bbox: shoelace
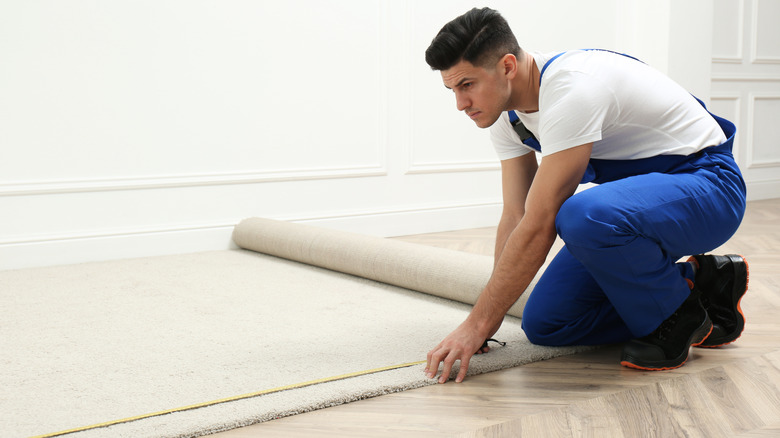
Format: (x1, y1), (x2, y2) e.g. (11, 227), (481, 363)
(653, 311), (680, 342)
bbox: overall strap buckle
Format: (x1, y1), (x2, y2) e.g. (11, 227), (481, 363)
(508, 110), (541, 151)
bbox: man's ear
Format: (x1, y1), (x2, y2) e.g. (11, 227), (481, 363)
(499, 54), (518, 79)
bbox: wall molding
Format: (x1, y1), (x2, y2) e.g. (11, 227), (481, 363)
(747, 161), (780, 169)
(0, 165), (388, 196)
(405, 160), (500, 175)
(0, 221), (235, 247)
(709, 94), (742, 106)
(745, 178), (780, 201)
(750, 59), (780, 65)
(711, 74), (780, 82)
(750, 57), (780, 65)
(712, 58), (744, 65)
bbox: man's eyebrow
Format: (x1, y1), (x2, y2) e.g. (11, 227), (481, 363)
(444, 77), (473, 90)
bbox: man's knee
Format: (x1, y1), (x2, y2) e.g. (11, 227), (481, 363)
(555, 191), (628, 248)
(522, 306), (570, 346)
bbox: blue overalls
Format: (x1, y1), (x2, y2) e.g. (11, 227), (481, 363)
(514, 51), (747, 345)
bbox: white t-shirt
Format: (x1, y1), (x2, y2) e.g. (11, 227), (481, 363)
(490, 50), (727, 161)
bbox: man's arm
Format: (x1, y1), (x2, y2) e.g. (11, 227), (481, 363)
(425, 143), (593, 383)
(469, 153), (537, 355)
(494, 153), (538, 264)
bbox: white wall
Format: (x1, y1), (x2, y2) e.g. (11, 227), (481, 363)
(709, 0), (780, 201)
(1, 0), (774, 270)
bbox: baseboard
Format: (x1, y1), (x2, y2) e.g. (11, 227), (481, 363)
(0, 223), (238, 271)
(746, 179), (780, 201)
(0, 202), (503, 270)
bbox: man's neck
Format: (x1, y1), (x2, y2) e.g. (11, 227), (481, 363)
(509, 52), (540, 114)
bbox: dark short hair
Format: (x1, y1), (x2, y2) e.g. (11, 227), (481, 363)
(425, 7), (521, 71)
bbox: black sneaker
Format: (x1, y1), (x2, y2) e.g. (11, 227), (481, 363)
(620, 289), (713, 370)
(688, 254), (749, 347)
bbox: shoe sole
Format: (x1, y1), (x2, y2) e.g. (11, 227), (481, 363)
(697, 254), (749, 348)
(620, 317), (713, 371)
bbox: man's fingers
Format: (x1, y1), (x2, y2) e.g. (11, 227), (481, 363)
(438, 353), (456, 383)
(425, 346), (444, 378)
(426, 327), (485, 382)
(456, 356), (470, 383)
(475, 343), (490, 355)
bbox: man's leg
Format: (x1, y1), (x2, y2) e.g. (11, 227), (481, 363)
(554, 164), (745, 369)
(522, 245), (634, 346)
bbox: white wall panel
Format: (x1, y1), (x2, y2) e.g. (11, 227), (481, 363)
(712, 0), (744, 62)
(748, 95), (780, 167)
(0, 1), (386, 185)
(712, 0), (780, 201)
(752, 0), (780, 63)
(3, 0), (753, 269)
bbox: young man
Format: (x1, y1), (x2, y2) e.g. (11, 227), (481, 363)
(423, 7), (749, 383)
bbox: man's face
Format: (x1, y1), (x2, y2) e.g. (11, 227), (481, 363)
(441, 59), (510, 129)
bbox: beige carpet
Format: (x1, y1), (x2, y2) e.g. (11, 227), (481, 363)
(0, 219), (589, 438)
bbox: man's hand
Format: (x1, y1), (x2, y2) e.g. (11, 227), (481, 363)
(425, 319), (501, 383)
(425, 144), (593, 383)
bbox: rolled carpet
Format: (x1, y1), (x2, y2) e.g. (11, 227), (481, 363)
(232, 217), (532, 318)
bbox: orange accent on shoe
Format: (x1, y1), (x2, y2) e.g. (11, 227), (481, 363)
(620, 322), (712, 371)
(620, 360), (689, 371)
(686, 278), (694, 290)
(687, 255), (700, 270)
(691, 324), (714, 347)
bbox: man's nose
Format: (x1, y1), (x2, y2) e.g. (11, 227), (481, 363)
(455, 92), (470, 112)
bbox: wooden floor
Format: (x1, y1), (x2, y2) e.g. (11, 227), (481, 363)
(213, 198), (780, 438)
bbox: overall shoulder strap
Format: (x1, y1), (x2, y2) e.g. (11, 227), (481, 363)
(539, 51), (567, 83)
(506, 51), (567, 151)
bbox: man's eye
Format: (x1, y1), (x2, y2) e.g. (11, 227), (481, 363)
(462, 83), (472, 89)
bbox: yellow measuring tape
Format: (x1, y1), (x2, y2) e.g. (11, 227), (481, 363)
(31, 359), (427, 438)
